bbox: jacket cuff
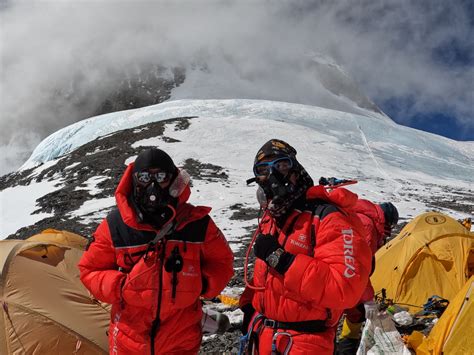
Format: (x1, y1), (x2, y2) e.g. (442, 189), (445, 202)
(274, 252), (295, 274)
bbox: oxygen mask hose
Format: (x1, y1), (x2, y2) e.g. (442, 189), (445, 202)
(244, 220), (266, 291)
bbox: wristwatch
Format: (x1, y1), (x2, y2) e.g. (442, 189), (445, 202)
(266, 248), (285, 268)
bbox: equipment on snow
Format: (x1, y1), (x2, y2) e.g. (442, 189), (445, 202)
(459, 217), (472, 230)
(318, 176), (358, 189)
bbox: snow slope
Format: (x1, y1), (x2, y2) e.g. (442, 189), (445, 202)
(3, 99), (472, 240)
(22, 99), (473, 185)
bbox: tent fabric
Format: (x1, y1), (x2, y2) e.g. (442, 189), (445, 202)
(417, 276), (474, 354)
(371, 212), (474, 313)
(0, 230), (109, 355)
(26, 228), (89, 250)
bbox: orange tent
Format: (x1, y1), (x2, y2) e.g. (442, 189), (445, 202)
(0, 230), (109, 354)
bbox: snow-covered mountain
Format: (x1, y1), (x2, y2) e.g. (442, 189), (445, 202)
(1, 99), (472, 242)
(1, 53), (386, 176)
(169, 54), (384, 118)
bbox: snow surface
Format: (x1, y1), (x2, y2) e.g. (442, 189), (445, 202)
(69, 196), (116, 226)
(3, 99), (473, 240)
(75, 175), (110, 195)
(0, 179), (61, 237)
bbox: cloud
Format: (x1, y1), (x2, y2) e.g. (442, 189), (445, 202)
(0, 0), (472, 175)
(324, 1), (473, 127)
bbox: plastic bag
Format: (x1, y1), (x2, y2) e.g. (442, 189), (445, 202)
(364, 301), (379, 320)
(201, 307), (231, 335)
(357, 312), (411, 355)
(393, 311), (413, 326)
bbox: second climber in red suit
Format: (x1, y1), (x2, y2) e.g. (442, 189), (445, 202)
(337, 199), (399, 354)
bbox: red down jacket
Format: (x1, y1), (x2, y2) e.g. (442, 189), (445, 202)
(78, 164), (234, 354)
(344, 199), (387, 322)
(352, 199), (386, 254)
(241, 185), (372, 354)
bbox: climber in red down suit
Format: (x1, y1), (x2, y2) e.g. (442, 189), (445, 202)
(337, 199), (399, 353)
(79, 148), (234, 354)
(239, 139), (372, 354)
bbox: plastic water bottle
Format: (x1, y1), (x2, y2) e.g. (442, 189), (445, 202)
(386, 304), (407, 315)
(393, 311), (413, 326)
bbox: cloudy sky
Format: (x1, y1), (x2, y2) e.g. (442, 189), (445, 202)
(1, 0), (472, 175)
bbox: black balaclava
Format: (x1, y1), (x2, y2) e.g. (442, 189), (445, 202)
(380, 202), (399, 240)
(380, 202), (399, 228)
(131, 148), (178, 228)
(254, 139), (314, 219)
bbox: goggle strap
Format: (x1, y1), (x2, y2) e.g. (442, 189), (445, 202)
(246, 177), (257, 185)
(168, 169), (191, 198)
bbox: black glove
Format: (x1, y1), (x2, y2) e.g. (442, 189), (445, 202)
(273, 252), (295, 274)
(240, 303), (255, 334)
(253, 234), (280, 261)
(253, 234), (295, 274)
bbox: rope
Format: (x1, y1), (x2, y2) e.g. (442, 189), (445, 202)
(2, 301), (27, 353)
(244, 228), (266, 291)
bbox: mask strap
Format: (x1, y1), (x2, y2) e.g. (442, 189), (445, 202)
(168, 169), (191, 198)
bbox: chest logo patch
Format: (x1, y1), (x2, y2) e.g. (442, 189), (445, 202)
(290, 234), (309, 250)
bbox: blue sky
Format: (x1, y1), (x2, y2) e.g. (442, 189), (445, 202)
(376, 1), (473, 141)
(382, 101), (473, 141)
(381, 103), (474, 141)
(327, 0), (473, 141)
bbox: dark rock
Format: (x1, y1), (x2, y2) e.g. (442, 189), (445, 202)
(183, 159), (229, 182)
(1, 117), (200, 240)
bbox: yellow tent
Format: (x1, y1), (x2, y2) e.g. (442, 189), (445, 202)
(416, 276), (474, 354)
(371, 212), (474, 312)
(0, 230), (109, 354)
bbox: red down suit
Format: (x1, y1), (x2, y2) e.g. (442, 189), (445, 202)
(344, 198), (387, 321)
(242, 185), (372, 354)
(352, 199), (386, 255)
(78, 164), (234, 354)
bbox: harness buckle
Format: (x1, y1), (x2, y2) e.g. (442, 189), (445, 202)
(264, 319), (277, 328)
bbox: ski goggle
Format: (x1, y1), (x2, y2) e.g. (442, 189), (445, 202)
(135, 171), (171, 184)
(253, 157), (293, 177)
